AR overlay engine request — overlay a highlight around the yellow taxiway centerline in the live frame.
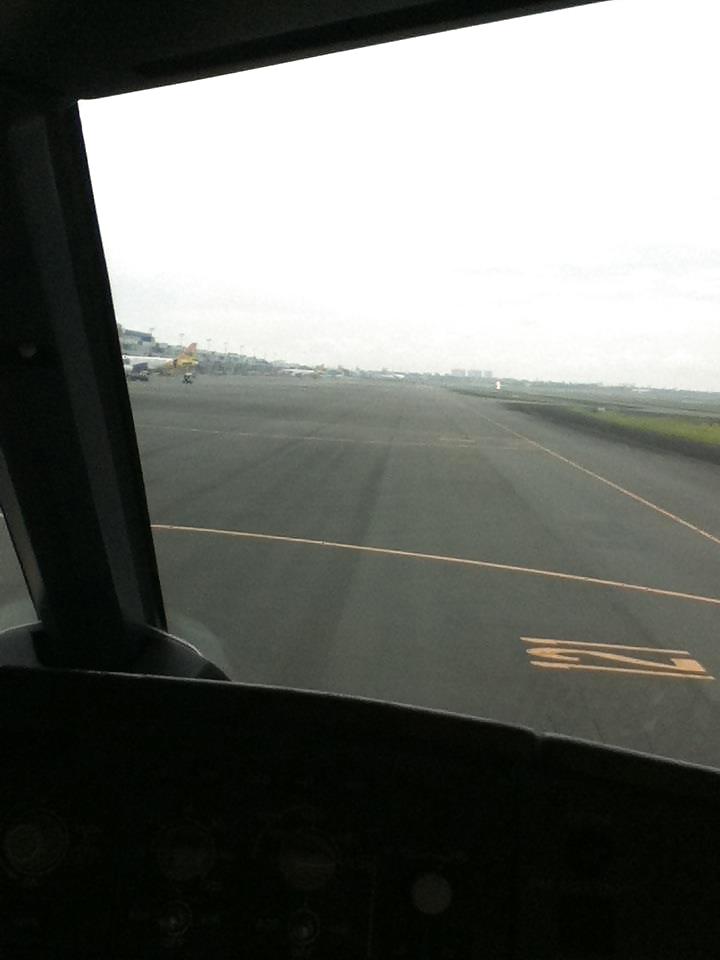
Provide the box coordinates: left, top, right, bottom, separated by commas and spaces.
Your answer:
135, 423, 531, 450
151, 523, 720, 608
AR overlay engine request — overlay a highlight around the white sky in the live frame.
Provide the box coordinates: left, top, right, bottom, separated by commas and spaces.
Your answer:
80, 0, 720, 389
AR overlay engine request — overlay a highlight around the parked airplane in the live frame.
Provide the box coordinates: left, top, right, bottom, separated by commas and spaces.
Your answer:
280, 366, 319, 377
123, 343, 198, 378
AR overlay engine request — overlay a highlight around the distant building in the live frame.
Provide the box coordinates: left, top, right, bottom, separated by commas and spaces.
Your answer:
450, 368, 467, 378
117, 325, 156, 356
483, 370, 493, 380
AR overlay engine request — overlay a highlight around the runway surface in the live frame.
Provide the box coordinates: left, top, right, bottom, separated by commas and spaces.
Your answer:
127, 376, 720, 767
4, 375, 720, 767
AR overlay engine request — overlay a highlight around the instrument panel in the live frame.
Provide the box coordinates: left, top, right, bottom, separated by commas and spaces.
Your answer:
0, 668, 718, 959
0, 675, 520, 959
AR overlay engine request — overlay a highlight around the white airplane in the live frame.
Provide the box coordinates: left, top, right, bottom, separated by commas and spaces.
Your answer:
122, 354, 171, 375
123, 343, 198, 378
280, 366, 318, 377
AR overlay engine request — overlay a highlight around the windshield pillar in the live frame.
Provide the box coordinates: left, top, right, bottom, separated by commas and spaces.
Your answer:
0, 89, 166, 669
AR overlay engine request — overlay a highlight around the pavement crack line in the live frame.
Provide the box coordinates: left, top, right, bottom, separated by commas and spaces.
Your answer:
473, 412, 720, 549
151, 523, 720, 608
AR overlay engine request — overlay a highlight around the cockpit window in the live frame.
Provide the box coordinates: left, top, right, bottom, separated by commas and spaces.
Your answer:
78, 0, 720, 768
0, 518, 35, 631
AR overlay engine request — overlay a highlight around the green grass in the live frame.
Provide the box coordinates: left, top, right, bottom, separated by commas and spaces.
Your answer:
569, 406, 720, 447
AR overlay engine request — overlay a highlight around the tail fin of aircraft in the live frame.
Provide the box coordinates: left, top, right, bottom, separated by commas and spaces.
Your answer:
174, 342, 199, 369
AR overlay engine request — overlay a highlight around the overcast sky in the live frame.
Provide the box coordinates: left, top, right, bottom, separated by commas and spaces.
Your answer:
80, 0, 720, 389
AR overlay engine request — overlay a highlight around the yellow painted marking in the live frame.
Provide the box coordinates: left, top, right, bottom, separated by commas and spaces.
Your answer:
531, 662, 714, 680
134, 424, 224, 435
521, 637, 690, 655
673, 658, 709, 673
135, 423, 534, 450
527, 645, 705, 673
474, 412, 720, 548
150, 523, 720, 607
524, 637, 713, 679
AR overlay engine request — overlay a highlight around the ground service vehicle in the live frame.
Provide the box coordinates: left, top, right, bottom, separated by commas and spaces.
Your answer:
1, 1, 719, 958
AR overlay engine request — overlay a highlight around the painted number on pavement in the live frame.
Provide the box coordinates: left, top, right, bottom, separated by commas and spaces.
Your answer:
521, 637, 713, 680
